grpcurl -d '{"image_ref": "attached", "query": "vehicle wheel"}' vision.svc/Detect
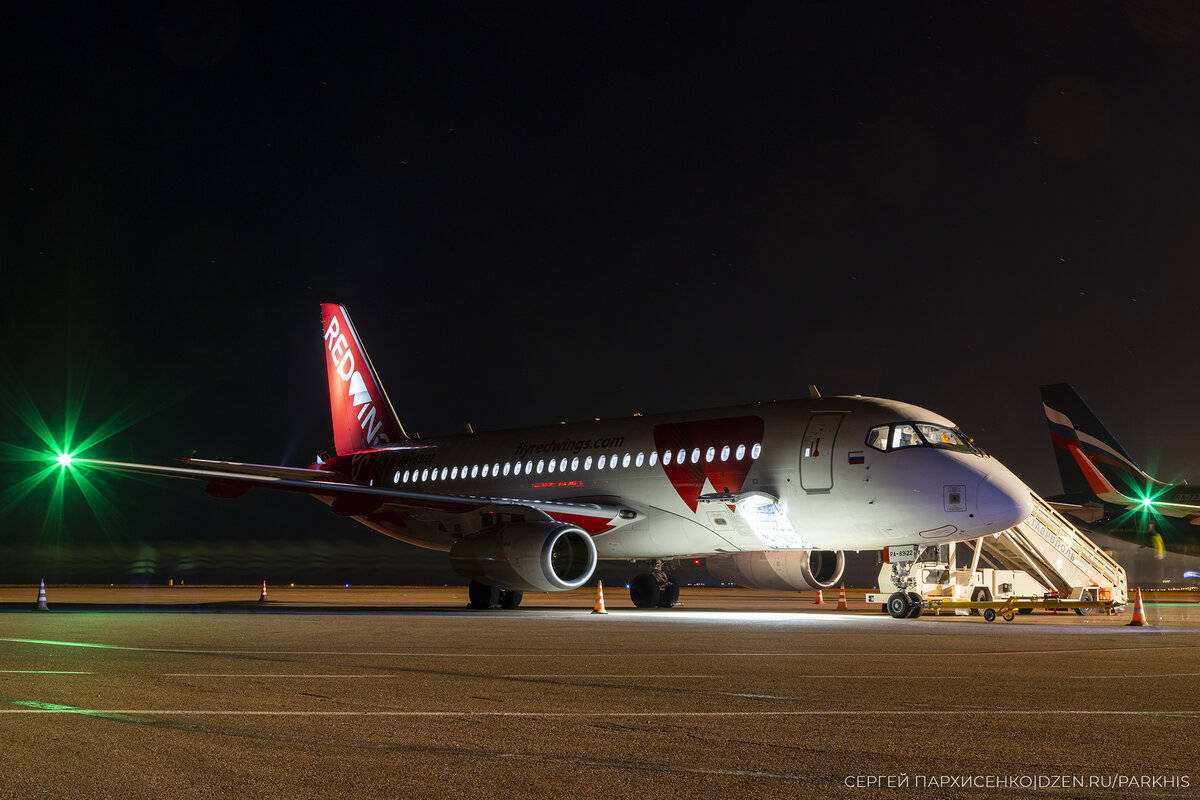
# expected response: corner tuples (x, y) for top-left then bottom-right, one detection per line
(467, 581), (502, 610)
(657, 579), (680, 608)
(886, 592), (911, 619)
(969, 587), (991, 616)
(906, 592), (923, 618)
(983, 608), (997, 622)
(630, 573), (661, 609)
(499, 590), (523, 609)
(1002, 610), (1015, 621)
(1018, 608), (1033, 615)
(1074, 591), (1096, 616)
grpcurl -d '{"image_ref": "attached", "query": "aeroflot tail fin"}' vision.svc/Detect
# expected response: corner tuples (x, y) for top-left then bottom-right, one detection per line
(1040, 383), (1152, 500)
(321, 304), (407, 455)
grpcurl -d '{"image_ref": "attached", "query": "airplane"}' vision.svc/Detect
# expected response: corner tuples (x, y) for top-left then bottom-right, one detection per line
(1041, 383), (1200, 558)
(78, 304), (1033, 616)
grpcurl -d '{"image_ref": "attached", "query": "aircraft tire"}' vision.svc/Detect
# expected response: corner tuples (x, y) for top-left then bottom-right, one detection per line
(630, 573), (662, 608)
(467, 580), (502, 610)
(499, 590), (523, 610)
(656, 578), (680, 608)
(905, 592), (923, 618)
(886, 592), (911, 619)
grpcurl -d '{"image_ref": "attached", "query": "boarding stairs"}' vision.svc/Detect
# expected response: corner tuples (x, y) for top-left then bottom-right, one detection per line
(973, 492), (1127, 606)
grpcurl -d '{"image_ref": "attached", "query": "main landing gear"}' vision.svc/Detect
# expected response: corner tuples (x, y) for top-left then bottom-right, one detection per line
(629, 560), (681, 609)
(466, 580), (523, 610)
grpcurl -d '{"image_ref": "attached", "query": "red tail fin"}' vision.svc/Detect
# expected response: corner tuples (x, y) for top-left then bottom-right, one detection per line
(320, 304), (406, 455)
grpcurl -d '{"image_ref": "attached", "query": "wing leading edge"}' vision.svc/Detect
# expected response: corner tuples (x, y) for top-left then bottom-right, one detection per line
(78, 457), (638, 530)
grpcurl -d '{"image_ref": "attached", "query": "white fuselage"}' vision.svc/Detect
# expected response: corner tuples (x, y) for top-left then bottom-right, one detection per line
(338, 395), (1032, 559)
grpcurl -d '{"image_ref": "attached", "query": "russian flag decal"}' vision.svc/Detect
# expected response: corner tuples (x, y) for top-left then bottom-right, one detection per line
(848, 451), (865, 465)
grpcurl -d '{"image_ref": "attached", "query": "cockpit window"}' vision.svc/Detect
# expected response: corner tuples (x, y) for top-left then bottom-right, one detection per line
(866, 422), (979, 454)
(891, 424), (921, 449)
(916, 423), (969, 450)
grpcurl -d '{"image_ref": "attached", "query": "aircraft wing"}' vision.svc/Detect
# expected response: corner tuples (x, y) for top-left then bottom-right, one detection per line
(78, 457), (638, 530)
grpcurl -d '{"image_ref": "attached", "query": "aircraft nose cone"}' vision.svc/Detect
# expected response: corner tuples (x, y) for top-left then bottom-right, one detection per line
(977, 470), (1033, 530)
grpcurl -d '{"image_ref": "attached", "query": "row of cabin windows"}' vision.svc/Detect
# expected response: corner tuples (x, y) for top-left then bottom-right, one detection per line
(391, 442), (763, 485)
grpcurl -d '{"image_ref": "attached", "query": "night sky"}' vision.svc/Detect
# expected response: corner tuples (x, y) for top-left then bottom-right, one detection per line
(3, 2), (1198, 583)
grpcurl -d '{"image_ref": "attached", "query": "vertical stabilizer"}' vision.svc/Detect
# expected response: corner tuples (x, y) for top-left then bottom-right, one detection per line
(1040, 383), (1150, 498)
(320, 304), (407, 455)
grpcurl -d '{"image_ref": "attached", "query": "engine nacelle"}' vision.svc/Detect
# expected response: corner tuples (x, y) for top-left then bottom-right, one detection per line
(707, 550), (845, 592)
(449, 522), (597, 592)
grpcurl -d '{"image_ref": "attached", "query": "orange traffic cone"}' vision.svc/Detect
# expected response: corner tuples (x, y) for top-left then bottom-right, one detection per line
(259, 580), (268, 602)
(591, 581), (608, 614)
(836, 584), (848, 610)
(34, 579), (49, 611)
(812, 589), (824, 605)
(1126, 587), (1148, 627)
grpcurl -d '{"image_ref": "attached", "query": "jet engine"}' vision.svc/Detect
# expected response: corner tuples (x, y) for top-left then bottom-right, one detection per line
(707, 550), (845, 592)
(449, 522), (597, 592)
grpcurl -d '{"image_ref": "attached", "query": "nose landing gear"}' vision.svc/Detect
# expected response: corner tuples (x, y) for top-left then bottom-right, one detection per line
(886, 591), (924, 619)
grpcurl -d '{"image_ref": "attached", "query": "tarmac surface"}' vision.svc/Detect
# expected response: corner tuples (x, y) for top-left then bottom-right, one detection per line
(1, 585), (1198, 799)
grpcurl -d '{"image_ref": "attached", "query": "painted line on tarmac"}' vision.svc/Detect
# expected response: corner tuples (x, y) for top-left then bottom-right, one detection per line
(164, 673), (720, 679)
(1070, 672), (1200, 678)
(3, 708), (1198, 717)
(504, 674), (715, 678)
(163, 673), (413, 678)
(0, 670), (92, 674)
(5, 637), (1200, 658)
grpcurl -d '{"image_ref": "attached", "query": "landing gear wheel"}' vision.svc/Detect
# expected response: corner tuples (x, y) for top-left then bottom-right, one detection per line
(886, 592), (911, 619)
(656, 577), (680, 608)
(983, 608), (997, 622)
(499, 590), (523, 610)
(467, 581), (502, 610)
(630, 573), (662, 609)
(906, 592), (924, 618)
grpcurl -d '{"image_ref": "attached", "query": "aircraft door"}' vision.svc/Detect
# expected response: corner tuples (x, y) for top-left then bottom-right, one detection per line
(800, 413), (843, 493)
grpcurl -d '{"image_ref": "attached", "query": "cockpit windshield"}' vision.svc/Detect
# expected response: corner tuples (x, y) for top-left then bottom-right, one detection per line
(866, 422), (979, 454)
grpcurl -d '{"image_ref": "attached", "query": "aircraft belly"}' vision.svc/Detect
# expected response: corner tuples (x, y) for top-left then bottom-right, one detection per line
(593, 514), (742, 558)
